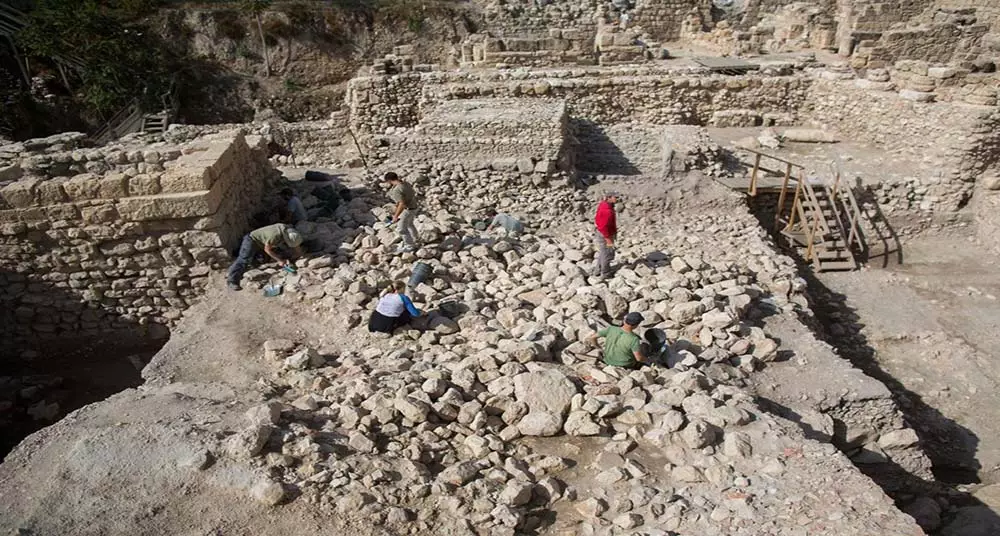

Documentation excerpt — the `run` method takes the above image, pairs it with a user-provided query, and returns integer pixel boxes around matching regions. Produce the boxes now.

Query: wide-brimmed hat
[282,226,304,247]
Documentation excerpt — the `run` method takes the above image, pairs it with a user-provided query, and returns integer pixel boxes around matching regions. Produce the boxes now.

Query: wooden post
[805,202,822,263]
[775,162,792,227]
[787,169,804,231]
[749,153,761,197]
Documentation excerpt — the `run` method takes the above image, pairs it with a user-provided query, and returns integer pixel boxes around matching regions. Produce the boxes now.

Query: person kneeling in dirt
[368,281,422,334]
[588,312,648,369]
[482,208,524,237]
[227,223,303,291]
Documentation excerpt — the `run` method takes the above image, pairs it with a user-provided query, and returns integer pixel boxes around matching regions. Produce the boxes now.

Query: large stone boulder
[513,369,577,416]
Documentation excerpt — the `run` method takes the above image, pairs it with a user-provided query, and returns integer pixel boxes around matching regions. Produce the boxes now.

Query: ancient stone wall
[459,30,595,68]
[0,132,273,344]
[890,61,1000,105]
[628,0,712,41]
[852,21,990,68]
[347,67,811,136]
[802,77,1000,226]
[476,0,709,43]
[164,115,352,167]
[376,98,571,174]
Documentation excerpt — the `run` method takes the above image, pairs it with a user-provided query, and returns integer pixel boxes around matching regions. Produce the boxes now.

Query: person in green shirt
[588,312,648,369]
[226,223,303,290]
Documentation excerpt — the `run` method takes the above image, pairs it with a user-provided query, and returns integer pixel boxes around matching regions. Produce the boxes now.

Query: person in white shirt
[368,281,422,333]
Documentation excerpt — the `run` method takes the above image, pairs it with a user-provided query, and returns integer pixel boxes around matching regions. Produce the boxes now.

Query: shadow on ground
[0,269,167,461]
[571,119,642,176]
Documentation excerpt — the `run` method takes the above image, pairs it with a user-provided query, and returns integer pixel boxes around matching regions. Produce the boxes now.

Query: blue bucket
[408,262,433,289]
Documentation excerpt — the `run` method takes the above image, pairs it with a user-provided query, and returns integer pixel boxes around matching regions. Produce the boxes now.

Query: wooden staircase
[725,146,865,272]
[141,113,168,134]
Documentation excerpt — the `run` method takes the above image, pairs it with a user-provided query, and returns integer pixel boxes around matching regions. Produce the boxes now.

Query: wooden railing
[740,146,864,265]
[93,99,143,144]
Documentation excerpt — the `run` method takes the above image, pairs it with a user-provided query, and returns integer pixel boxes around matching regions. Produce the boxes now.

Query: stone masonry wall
[378,98,571,174]
[0,132,273,344]
[802,77,1000,228]
[347,67,811,136]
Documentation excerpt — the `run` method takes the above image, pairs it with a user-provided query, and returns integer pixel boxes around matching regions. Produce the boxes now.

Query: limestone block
[116,189,223,222]
[128,174,162,196]
[98,173,129,199]
[161,246,194,267]
[63,173,105,201]
[928,67,958,79]
[159,168,214,194]
[0,164,22,182]
[899,90,935,102]
[1,178,40,208]
[44,204,79,221]
[181,230,223,248]
[80,204,119,224]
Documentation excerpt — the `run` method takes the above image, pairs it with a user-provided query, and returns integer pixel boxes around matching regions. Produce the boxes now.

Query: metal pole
[348,127,369,172]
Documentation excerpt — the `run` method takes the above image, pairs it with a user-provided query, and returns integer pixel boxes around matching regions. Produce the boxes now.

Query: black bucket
[304,170,330,182]
[408,262,433,289]
[645,328,667,355]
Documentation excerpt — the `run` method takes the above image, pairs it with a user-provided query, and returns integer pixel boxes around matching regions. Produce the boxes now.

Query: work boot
[227,281,242,291]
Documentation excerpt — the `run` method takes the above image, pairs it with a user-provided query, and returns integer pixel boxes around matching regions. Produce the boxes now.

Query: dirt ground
[812,233,1000,490]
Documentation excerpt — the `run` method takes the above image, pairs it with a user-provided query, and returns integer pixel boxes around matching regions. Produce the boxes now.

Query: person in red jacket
[593,191,619,278]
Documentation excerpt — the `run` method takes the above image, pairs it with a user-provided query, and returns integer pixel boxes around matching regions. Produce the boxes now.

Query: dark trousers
[227,235,258,284]
[368,310,412,333]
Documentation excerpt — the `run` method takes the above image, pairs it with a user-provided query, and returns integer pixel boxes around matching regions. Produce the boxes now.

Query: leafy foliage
[239,0,273,15]
[16,0,172,115]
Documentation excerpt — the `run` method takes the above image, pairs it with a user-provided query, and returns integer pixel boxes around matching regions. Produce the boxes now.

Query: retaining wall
[0,132,273,345]
[347,67,811,135]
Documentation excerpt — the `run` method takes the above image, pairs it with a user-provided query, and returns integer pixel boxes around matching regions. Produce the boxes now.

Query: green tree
[240,0,273,77]
[16,0,170,115]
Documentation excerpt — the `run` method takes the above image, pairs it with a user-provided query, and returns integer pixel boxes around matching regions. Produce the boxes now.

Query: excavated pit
[0,334,165,460]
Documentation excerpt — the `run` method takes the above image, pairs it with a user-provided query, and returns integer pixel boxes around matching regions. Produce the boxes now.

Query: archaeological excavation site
[2,0,1000,534]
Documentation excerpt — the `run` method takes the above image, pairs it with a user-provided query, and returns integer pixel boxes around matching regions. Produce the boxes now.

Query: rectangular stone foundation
[0,131,274,344]
[379,98,573,174]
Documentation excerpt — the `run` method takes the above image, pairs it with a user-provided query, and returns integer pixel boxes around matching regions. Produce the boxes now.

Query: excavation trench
[0,334,166,460]
[742,192,1000,534]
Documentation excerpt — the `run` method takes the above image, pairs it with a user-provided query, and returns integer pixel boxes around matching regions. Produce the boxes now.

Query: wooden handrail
[738,145,807,169]
[749,153,761,197]
[774,162,793,228]
[842,183,864,252]
[786,169,805,232]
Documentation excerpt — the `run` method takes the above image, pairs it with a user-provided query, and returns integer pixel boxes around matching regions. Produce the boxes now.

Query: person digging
[226,223,303,291]
[587,312,648,369]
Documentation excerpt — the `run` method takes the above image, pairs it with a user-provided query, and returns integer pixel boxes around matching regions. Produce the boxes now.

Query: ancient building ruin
[2,0,1000,534]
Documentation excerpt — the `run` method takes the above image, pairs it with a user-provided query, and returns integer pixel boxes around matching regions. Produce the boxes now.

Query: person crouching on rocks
[482,208,524,237]
[587,312,648,369]
[368,281,422,334]
[227,223,303,291]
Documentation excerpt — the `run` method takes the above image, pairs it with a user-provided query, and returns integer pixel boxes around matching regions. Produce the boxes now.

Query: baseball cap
[624,312,644,326]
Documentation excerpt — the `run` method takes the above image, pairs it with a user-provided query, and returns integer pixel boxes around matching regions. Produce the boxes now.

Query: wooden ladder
[141,113,168,134]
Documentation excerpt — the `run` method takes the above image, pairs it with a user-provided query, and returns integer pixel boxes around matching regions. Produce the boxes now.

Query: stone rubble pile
[198,163,918,534]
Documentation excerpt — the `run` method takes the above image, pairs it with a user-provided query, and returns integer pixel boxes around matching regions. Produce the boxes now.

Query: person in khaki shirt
[386,171,420,253]
[226,223,303,291]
